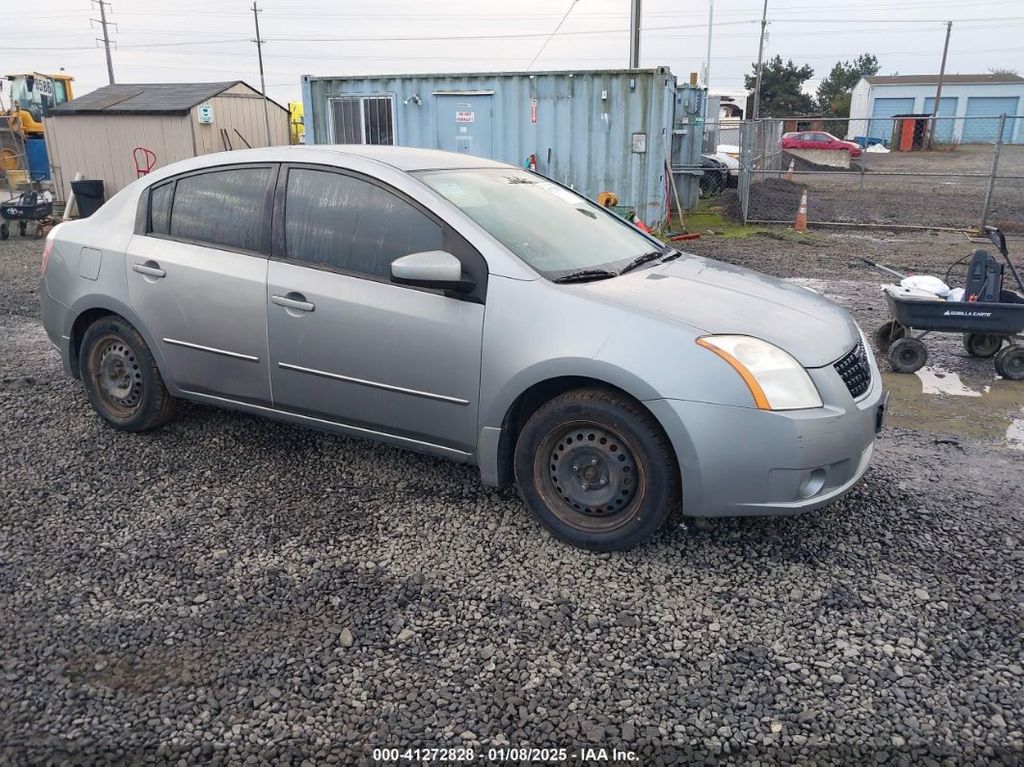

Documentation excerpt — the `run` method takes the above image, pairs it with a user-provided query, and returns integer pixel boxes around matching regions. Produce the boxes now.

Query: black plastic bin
[70,179,105,218]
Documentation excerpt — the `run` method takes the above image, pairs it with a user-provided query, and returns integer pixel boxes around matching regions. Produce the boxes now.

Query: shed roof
[864,73,1024,86]
[50,81,287,116]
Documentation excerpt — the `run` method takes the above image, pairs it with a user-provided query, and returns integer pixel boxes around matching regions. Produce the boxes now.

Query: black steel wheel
[873,320,905,354]
[0,222,8,240]
[963,333,1004,358]
[888,337,928,374]
[79,315,177,431]
[994,345,1024,381]
[514,388,680,550]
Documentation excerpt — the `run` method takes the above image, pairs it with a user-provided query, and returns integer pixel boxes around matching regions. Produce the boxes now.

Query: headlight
[697,335,823,410]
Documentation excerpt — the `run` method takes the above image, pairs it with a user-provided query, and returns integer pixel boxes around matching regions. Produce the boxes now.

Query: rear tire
[79,316,177,431]
[888,337,928,374]
[514,388,680,551]
[963,333,1003,358]
[994,345,1024,381]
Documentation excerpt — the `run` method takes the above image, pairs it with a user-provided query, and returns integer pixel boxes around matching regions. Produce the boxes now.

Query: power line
[529,0,578,71]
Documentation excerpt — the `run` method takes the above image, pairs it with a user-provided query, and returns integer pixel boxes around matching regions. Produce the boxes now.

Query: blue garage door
[962,96,1018,143]
[923,96,957,143]
[869,97,915,141]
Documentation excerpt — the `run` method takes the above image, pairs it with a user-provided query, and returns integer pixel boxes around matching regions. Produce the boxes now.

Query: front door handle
[132,261,165,278]
[271,293,315,313]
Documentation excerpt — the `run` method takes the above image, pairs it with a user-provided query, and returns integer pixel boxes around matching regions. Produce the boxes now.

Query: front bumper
[646,363,886,518]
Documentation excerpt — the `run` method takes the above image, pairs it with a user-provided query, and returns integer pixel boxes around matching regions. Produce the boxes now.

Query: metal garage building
[300,68,706,226]
[43,81,290,201]
[847,73,1024,145]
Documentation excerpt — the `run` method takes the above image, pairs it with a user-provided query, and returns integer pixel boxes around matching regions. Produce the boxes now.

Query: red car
[781,131,863,158]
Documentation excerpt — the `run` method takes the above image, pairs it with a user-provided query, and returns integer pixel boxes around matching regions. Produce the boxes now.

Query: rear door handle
[132,262,165,278]
[271,293,315,313]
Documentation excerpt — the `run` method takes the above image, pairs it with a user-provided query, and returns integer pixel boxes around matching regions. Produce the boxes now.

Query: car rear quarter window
[284,168,443,278]
[169,167,273,253]
[149,182,173,235]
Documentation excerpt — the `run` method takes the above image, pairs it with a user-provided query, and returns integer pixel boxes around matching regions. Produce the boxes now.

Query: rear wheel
[994,345,1024,380]
[888,337,928,374]
[873,320,905,354]
[963,333,1004,358]
[79,316,177,431]
[514,388,680,551]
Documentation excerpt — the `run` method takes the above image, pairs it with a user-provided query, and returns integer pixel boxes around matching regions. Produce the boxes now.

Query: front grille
[834,342,871,398]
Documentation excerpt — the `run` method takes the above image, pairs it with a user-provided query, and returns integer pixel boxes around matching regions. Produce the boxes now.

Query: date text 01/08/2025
[372,747,639,762]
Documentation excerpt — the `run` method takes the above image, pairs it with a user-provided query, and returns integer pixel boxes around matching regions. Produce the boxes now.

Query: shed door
[869,97,915,141]
[923,96,957,143]
[434,94,493,157]
[963,97,1018,143]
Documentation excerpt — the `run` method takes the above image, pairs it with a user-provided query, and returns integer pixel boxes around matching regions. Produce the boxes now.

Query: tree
[816,53,880,117]
[988,67,1021,77]
[745,56,815,117]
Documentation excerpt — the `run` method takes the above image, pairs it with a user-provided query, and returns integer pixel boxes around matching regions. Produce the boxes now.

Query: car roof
[264,144,508,171]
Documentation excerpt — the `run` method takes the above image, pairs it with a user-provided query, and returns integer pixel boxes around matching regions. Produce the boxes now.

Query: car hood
[576,254,860,368]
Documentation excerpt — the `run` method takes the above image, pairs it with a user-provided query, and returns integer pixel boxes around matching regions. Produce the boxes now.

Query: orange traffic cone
[793,189,808,232]
[633,214,650,233]
[784,159,795,182]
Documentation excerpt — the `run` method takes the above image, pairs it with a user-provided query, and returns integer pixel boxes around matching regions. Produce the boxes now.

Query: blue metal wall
[302,68,701,226]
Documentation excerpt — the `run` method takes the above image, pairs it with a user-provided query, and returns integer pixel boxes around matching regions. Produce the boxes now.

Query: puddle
[882,367,1024,449]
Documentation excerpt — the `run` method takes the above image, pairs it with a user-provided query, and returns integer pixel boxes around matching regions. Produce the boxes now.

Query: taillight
[41,224,61,275]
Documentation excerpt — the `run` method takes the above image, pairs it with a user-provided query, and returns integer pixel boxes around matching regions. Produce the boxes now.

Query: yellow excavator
[3,72,75,135]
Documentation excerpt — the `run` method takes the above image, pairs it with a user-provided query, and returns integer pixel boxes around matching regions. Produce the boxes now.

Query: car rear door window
[149,181,173,235]
[169,167,273,253]
[284,168,443,278]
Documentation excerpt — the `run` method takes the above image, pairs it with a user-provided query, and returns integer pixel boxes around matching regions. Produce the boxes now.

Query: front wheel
[514,388,681,551]
[888,337,928,373]
[79,315,178,431]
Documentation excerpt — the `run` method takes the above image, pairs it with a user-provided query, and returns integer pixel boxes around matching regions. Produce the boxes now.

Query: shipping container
[302,68,705,227]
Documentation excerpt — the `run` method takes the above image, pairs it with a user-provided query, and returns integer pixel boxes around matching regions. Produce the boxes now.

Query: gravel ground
[721,145,1024,232]
[2,233,1023,764]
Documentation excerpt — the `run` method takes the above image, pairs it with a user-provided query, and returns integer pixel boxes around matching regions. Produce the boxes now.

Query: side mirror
[984,225,1008,256]
[390,250,473,293]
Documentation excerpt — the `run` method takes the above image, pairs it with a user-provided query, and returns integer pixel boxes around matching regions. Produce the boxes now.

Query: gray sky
[4,0,1024,107]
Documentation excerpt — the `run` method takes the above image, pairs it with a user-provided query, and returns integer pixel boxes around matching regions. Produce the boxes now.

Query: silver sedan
[39,146,886,550]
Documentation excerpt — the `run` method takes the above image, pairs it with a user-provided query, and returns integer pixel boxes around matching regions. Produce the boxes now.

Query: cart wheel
[963,333,1004,358]
[889,337,928,374]
[0,222,8,240]
[33,222,45,240]
[873,320,905,353]
[18,220,27,237]
[994,345,1024,381]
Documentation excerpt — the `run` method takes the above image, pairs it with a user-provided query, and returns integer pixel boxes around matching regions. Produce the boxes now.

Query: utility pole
[629,0,641,68]
[251,2,273,146]
[704,0,714,88]
[751,0,769,119]
[92,0,116,85]
[927,21,952,149]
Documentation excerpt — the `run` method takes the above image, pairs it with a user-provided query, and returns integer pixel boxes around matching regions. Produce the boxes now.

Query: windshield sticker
[432,182,488,209]
[536,181,582,205]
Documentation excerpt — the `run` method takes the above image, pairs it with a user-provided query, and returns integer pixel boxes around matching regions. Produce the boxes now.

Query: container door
[434,94,493,157]
[923,96,957,143]
[963,97,1018,143]
[868,97,914,141]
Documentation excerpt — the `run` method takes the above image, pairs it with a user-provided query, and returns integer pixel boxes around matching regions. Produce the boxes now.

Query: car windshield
[415,168,662,279]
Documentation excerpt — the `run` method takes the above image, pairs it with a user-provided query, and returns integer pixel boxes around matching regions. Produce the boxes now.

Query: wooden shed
[43,81,289,201]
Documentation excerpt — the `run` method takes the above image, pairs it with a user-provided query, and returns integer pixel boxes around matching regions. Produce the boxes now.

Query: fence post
[739,121,751,224]
[980,114,1006,231]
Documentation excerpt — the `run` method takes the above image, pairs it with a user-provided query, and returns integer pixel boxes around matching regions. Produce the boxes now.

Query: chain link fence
[698,115,1024,232]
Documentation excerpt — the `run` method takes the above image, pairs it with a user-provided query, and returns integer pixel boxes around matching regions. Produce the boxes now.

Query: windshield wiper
[552,269,618,284]
[618,249,670,275]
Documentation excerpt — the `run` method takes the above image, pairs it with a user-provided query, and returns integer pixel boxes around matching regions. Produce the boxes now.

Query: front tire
[79,316,177,431]
[888,337,928,374]
[514,388,680,551]
[994,345,1024,380]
